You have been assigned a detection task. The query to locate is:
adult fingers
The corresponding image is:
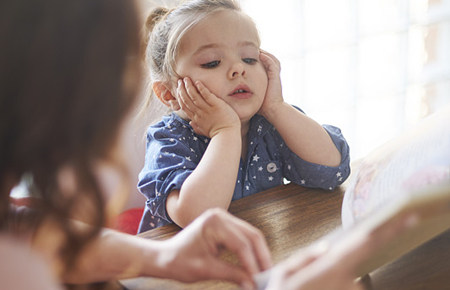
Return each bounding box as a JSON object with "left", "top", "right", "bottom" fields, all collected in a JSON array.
[
  {"left": 216, "top": 211, "right": 272, "bottom": 273},
  {"left": 282, "top": 213, "right": 417, "bottom": 290},
  {"left": 202, "top": 209, "right": 272, "bottom": 275},
  {"left": 330, "top": 212, "right": 419, "bottom": 272},
  {"left": 276, "top": 246, "right": 324, "bottom": 277},
  {"left": 224, "top": 211, "right": 272, "bottom": 271},
  {"left": 236, "top": 222, "right": 272, "bottom": 274},
  {"left": 205, "top": 220, "right": 261, "bottom": 276},
  {"left": 280, "top": 259, "right": 362, "bottom": 290},
  {"left": 263, "top": 244, "right": 327, "bottom": 290},
  {"left": 198, "top": 258, "right": 254, "bottom": 289},
  {"left": 227, "top": 213, "right": 273, "bottom": 271}
]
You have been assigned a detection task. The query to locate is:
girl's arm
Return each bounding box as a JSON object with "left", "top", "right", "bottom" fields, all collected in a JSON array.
[
  {"left": 263, "top": 103, "right": 341, "bottom": 167},
  {"left": 258, "top": 51, "right": 341, "bottom": 167},
  {"left": 166, "top": 78, "right": 242, "bottom": 227}
]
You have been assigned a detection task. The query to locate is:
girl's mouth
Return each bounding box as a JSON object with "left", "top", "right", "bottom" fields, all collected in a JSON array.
[{"left": 229, "top": 85, "right": 252, "bottom": 99}]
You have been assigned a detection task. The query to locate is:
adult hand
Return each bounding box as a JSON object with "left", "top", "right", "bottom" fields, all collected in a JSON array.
[
  {"left": 177, "top": 77, "right": 240, "bottom": 138},
  {"left": 265, "top": 213, "right": 419, "bottom": 290},
  {"left": 160, "top": 208, "right": 272, "bottom": 289}
]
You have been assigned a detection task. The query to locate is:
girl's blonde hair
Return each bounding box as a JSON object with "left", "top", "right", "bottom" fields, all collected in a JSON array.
[
  {"left": 140, "top": 0, "right": 259, "bottom": 122},
  {"left": 144, "top": 0, "right": 243, "bottom": 84}
]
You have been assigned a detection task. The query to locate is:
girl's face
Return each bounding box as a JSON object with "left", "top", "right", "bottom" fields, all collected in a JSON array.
[{"left": 174, "top": 10, "right": 268, "bottom": 123}]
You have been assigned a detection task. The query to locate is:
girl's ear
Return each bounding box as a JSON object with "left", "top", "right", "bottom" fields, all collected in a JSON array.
[{"left": 152, "top": 82, "right": 180, "bottom": 111}]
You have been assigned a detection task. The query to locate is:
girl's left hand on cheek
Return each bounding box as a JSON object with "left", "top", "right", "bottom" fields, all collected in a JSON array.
[{"left": 259, "top": 50, "right": 284, "bottom": 116}]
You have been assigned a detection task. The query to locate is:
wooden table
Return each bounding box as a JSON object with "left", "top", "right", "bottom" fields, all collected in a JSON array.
[{"left": 120, "top": 183, "right": 450, "bottom": 290}]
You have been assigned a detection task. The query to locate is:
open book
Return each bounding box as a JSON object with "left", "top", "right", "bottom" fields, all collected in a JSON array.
[
  {"left": 340, "top": 106, "right": 450, "bottom": 276},
  {"left": 255, "top": 107, "right": 450, "bottom": 288}
]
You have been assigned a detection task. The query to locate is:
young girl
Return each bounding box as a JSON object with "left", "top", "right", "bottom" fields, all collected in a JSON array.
[{"left": 138, "top": 0, "right": 350, "bottom": 232}]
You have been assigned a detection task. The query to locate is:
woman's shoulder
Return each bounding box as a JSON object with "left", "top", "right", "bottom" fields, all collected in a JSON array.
[{"left": 0, "top": 234, "right": 62, "bottom": 290}]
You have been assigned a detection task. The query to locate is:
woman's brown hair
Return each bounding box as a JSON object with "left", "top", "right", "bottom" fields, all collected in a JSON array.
[{"left": 0, "top": 0, "right": 140, "bottom": 282}]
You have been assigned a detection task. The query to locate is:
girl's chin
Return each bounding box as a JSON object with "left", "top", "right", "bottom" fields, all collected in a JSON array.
[
  {"left": 237, "top": 112, "right": 259, "bottom": 123},
  {"left": 175, "top": 110, "right": 189, "bottom": 120},
  {"left": 235, "top": 106, "right": 261, "bottom": 119}
]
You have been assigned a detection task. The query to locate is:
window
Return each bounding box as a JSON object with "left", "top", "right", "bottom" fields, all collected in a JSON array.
[{"left": 243, "top": 0, "right": 450, "bottom": 159}]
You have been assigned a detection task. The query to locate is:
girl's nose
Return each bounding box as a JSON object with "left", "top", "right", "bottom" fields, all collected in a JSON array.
[{"left": 228, "top": 62, "right": 246, "bottom": 79}]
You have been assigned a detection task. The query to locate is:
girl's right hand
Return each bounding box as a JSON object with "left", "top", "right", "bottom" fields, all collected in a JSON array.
[{"left": 177, "top": 77, "right": 240, "bottom": 138}]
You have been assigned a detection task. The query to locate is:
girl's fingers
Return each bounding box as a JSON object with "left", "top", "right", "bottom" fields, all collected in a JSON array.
[
  {"left": 259, "top": 52, "right": 281, "bottom": 80},
  {"left": 258, "top": 52, "right": 271, "bottom": 71},
  {"left": 177, "top": 79, "right": 195, "bottom": 114},
  {"left": 183, "top": 77, "right": 209, "bottom": 109},
  {"left": 195, "top": 81, "right": 218, "bottom": 107},
  {"left": 259, "top": 49, "right": 274, "bottom": 58},
  {"left": 259, "top": 50, "right": 281, "bottom": 69}
]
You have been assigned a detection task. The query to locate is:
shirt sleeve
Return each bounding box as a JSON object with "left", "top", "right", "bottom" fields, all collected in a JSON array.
[
  {"left": 276, "top": 107, "right": 351, "bottom": 190},
  {"left": 137, "top": 124, "right": 200, "bottom": 222}
]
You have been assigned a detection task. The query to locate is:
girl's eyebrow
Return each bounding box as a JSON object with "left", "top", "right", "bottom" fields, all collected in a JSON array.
[
  {"left": 193, "top": 43, "right": 220, "bottom": 56},
  {"left": 239, "top": 41, "right": 259, "bottom": 48},
  {"left": 193, "top": 41, "right": 259, "bottom": 56}
]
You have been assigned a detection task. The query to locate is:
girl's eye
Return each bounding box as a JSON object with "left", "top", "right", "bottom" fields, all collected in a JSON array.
[
  {"left": 200, "top": 60, "right": 220, "bottom": 68},
  {"left": 243, "top": 58, "right": 257, "bottom": 64}
]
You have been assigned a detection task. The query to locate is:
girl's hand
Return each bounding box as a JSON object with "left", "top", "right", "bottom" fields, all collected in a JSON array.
[
  {"left": 258, "top": 50, "right": 285, "bottom": 118},
  {"left": 162, "top": 208, "right": 272, "bottom": 289},
  {"left": 177, "top": 77, "right": 240, "bottom": 138}
]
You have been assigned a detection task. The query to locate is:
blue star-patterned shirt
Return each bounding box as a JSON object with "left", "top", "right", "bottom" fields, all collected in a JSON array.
[{"left": 137, "top": 107, "right": 350, "bottom": 232}]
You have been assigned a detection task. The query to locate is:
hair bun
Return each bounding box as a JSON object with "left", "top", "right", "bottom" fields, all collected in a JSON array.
[
  {"left": 145, "top": 7, "right": 170, "bottom": 32},
  {"left": 141, "top": 7, "right": 170, "bottom": 60}
]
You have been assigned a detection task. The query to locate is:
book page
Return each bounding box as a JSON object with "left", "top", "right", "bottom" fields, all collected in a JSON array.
[{"left": 342, "top": 107, "right": 450, "bottom": 228}]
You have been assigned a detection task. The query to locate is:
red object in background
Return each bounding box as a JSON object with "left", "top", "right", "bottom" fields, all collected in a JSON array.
[
  {"left": 11, "top": 197, "right": 144, "bottom": 235},
  {"left": 10, "top": 197, "right": 38, "bottom": 207},
  {"left": 112, "top": 208, "right": 144, "bottom": 235}
]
